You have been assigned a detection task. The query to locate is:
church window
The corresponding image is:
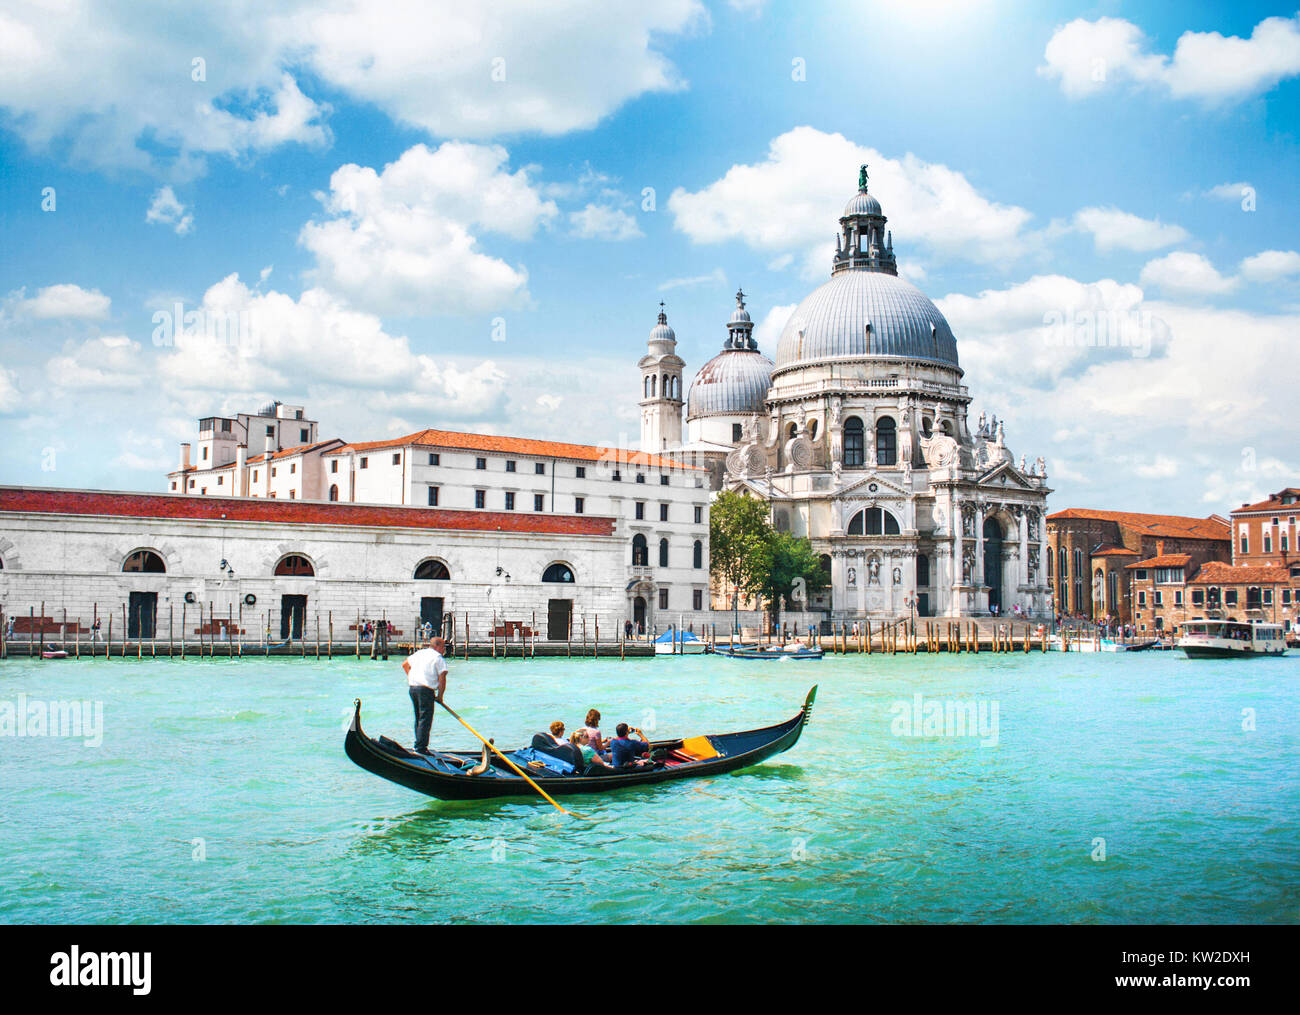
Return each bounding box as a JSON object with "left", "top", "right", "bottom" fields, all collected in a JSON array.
[
  {"left": 693, "top": 540, "right": 703, "bottom": 569},
  {"left": 922, "top": 417, "right": 933, "bottom": 438},
  {"left": 659, "top": 538, "right": 670, "bottom": 567},
  {"left": 847, "top": 507, "right": 900, "bottom": 536},
  {"left": 808, "top": 420, "right": 818, "bottom": 440},
  {"left": 843, "top": 417, "right": 864, "bottom": 467},
  {"left": 632, "top": 534, "right": 648, "bottom": 566},
  {"left": 732, "top": 423, "right": 742, "bottom": 443},
  {"left": 876, "top": 417, "right": 897, "bottom": 466}
]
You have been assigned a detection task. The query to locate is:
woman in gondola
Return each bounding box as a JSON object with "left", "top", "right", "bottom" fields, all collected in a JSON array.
[{"left": 571, "top": 729, "right": 613, "bottom": 773}]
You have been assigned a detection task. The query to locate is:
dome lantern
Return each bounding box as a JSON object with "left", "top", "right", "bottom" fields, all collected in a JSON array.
[{"left": 833, "top": 164, "right": 898, "bottom": 277}]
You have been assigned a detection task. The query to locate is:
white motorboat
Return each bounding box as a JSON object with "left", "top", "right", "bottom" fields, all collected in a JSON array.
[{"left": 1178, "top": 620, "right": 1288, "bottom": 659}]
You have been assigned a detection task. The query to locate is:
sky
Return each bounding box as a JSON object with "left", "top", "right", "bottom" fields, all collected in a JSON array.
[{"left": 1, "top": 0, "right": 1298, "bottom": 517}]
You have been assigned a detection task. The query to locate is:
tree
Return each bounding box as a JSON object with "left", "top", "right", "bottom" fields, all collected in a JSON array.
[
  {"left": 709, "top": 490, "right": 772, "bottom": 632},
  {"left": 760, "top": 531, "right": 829, "bottom": 629}
]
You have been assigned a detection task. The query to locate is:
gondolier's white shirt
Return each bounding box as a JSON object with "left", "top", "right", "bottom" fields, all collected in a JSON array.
[{"left": 406, "top": 648, "right": 448, "bottom": 689}]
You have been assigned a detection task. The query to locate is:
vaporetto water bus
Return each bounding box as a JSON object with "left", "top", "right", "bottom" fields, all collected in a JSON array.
[{"left": 1177, "top": 620, "right": 1288, "bottom": 659}]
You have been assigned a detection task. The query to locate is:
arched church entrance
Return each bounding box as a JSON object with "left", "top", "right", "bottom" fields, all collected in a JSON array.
[{"left": 983, "top": 517, "right": 1004, "bottom": 613}]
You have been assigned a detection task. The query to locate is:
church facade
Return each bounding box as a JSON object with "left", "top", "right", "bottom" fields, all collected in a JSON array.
[{"left": 643, "top": 167, "right": 1053, "bottom": 621}]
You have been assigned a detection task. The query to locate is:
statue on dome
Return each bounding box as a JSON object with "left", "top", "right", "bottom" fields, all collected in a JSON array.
[{"left": 859, "top": 164, "right": 869, "bottom": 190}]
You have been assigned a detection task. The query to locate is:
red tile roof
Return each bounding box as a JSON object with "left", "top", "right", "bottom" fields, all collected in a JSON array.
[
  {"left": 1125, "top": 554, "right": 1192, "bottom": 569},
  {"left": 336, "top": 428, "right": 700, "bottom": 471},
  {"left": 1231, "top": 488, "right": 1300, "bottom": 514},
  {"left": 1188, "top": 561, "right": 1291, "bottom": 584},
  {"left": 0, "top": 487, "right": 616, "bottom": 536},
  {"left": 168, "top": 439, "right": 345, "bottom": 474},
  {"left": 1047, "top": 508, "right": 1230, "bottom": 542}
]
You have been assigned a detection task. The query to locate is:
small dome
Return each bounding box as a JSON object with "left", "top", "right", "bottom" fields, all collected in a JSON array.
[
  {"left": 729, "top": 304, "right": 752, "bottom": 325},
  {"left": 649, "top": 320, "right": 675, "bottom": 343},
  {"left": 687, "top": 349, "right": 773, "bottom": 419},
  {"left": 843, "top": 190, "right": 882, "bottom": 217}
]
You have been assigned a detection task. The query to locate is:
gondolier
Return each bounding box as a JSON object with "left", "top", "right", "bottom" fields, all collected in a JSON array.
[{"left": 402, "top": 636, "right": 449, "bottom": 756}]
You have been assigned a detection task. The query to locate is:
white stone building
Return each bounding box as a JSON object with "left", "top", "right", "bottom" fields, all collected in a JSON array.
[
  {"left": 0, "top": 487, "right": 631, "bottom": 643},
  {"left": 657, "top": 167, "right": 1053, "bottom": 622},
  {"left": 162, "top": 412, "right": 713, "bottom": 632}
]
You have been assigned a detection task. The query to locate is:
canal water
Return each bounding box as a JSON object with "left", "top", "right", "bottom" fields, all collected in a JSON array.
[{"left": 1, "top": 651, "right": 1296, "bottom": 923}]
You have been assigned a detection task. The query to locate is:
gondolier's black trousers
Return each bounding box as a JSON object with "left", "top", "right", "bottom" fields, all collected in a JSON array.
[{"left": 409, "top": 685, "right": 438, "bottom": 751}]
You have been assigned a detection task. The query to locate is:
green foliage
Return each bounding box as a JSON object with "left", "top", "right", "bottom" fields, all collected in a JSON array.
[
  {"left": 709, "top": 490, "right": 827, "bottom": 622},
  {"left": 761, "top": 531, "right": 829, "bottom": 621},
  {"left": 709, "top": 490, "right": 771, "bottom": 602}
]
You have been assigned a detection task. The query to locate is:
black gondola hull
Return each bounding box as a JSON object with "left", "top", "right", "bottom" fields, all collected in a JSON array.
[{"left": 344, "top": 687, "right": 816, "bottom": 801}]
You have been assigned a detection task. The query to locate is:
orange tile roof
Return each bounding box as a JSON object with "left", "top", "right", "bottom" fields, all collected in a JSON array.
[
  {"left": 1092, "top": 544, "right": 1138, "bottom": 556},
  {"left": 1231, "top": 488, "right": 1300, "bottom": 514},
  {"left": 336, "top": 428, "right": 700, "bottom": 471},
  {"left": 1188, "top": 561, "right": 1291, "bottom": 584},
  {"left": 1047, "top": 508, "right": 1230, "bottom": 542},
  {"left": 246, "top": 438, "right": 344, "bottom": 465},
  {"left": 1125, "top": 554, "right": 1192, "bottom": 569}
]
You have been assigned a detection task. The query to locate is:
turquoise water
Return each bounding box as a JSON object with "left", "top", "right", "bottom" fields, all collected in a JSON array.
[{"left": 1, "top": 651, "right": 1297, "bottom": 924}]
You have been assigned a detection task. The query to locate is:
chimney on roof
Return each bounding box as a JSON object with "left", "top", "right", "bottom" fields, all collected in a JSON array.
[
  {"left": 234, "top": 445, "right": 246, "bottom": 497},
  {"left": 180, "top": 443, "right": 191, "bottom": 471},
  {"left": 1156, "top": 539, "right": 1165, "bottom": 557}
]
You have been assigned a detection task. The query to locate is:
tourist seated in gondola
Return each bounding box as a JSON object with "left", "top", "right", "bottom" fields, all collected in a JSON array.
[
  {"left": 581, "top": 709, "right": 607, "bottom": 754},
  {"left": 529, "top": 720, "right": 583, "bottom": 771},
  {"left": 609, "top": 723, "right": 652, "bottom": 768},
  {"left": 570, "top": 729, "right": 613, "bottom": 773}
]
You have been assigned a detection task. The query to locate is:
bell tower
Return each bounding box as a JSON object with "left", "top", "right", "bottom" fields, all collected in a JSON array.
[{"left": 639, "top": 303, "right": 684, "bottom": 451}]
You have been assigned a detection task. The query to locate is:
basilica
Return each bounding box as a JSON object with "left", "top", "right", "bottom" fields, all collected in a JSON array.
[{"left": 640, "top": 167, "right": 1053, "bottom": 621}]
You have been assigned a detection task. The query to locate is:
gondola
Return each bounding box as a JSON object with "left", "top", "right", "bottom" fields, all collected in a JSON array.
[{"left": 344, "top": 686, "right": 817, "bottom": 801}]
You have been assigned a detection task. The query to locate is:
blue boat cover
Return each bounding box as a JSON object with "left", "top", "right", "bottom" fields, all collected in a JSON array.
[{"left": 653, "top": 629, "right": 701, "bottom": 644}]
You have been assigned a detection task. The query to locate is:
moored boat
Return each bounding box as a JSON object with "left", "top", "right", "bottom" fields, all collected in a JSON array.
[
  {"left": 344, "top": 686, "right": 817, "bottom": 801},
  {"left": 718, "top": 642, "right": 824, "bottom": 660},
  {"left": 1178, "top": 620, "right": 1288, "bottom": 659},
  {"left": 652, "top": 629, "right": 708, "bottom": 655}
]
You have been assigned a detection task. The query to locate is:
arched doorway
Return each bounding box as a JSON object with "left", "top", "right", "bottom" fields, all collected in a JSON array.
[
  {"left": 633, "top": 596, "right": 647, "bottom": 633},
  {"left": 983, "top": 517, "right": 1003, "bottom": 613}
]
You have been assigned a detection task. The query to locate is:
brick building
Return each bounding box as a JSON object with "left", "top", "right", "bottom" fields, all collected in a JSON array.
[
  {"left": 1229, "top": 488, "right": 1300, "bottom": 573},
  {"left": 1045, "top": 510, "right": 1231, "bottom": 624},
  {"left": 1127, "top": 559, "right": 1299, "bottom": 640}
]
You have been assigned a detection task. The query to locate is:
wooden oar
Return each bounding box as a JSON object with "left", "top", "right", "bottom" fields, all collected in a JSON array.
[{"left": 436, "top": 700, "right": 583, "bottom": 819}]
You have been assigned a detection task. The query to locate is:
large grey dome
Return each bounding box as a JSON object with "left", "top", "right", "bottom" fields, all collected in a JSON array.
[
  {"left": 773, "top": 270, "right": 960, "bottom": 374},
  {"left": 687, "top": 349, "right": 773, "bottom": 419}
]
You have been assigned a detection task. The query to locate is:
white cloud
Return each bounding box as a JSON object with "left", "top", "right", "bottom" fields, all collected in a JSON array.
[
  {"left": 45, "top": 335, "right": 146, "bottom": 390},
  {"left": 1204, "top": 181, "right": 1254, "bottom": 202},
  {"left": 1139, "top": 252, "right": 1238, "bottom": 298},
  {"left": 1040, "top": 15, "right": 1300, "bottom": 103},
  {"left": 1070, "top": 206, "right": 1189, "bottom": 252},
  {"left": 151, "top": 274, "right": 509, "bottom": 420},
  {"left": 292, "top": 0, "right": 705, "bottom": 139},
  {"left": 667, "top": 127, "right": 1034, "bottom": 277},
  {"left": 0, "top": 365, "right": 22, "bottom": 416},
  {"left": 569, "top": 202, "right": 643, "bottom": 241},
  {"left": 659, "top": 268, "right": 727, "bottom": 291},
  {"left": 146, "top": 186, "right": 194, "bottom": 236},
  {"left": 7, "top": 283, "right": 111, "bottom": 320},
  {"left": 753, "top": 303, "right": 797, "bottom": 354},
  {"left": 299, "top": 142, "right": 557, "bottom": 316},
  {"left": 0, "top": 2, "right": 703, "bottom": 173},
  {"left": 1239, "top": 249, "right": 1300, "bottom": 283},
  {"left": 937, "top": 270, "right": 1300, "bottom": 511},
  {"left": 1133, "top": 455, "right": 1179, "bottom": 479},
  {"left": 938, "top": 274, "right": 1159, "bottom": 390}
]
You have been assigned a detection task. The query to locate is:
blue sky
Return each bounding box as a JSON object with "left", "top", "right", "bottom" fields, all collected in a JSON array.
[{"left": 1, "top": 0, "right": 1298, "bottom": 516}]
